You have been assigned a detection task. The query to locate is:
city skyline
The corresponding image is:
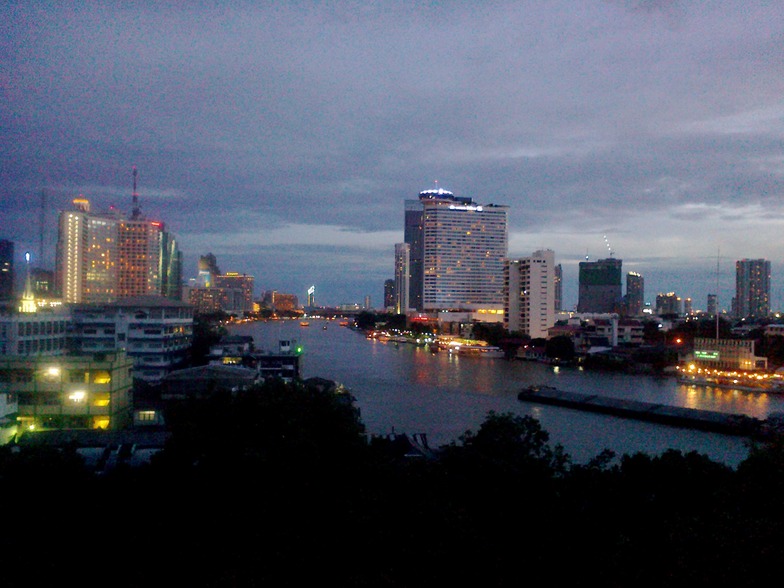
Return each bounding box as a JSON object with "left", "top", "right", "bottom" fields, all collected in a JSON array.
[{"left": 2, "top": 3, "right": 784, "bottom": 310}]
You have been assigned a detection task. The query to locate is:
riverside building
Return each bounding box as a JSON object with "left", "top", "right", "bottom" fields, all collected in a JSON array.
[
  {"left": 504, "top": 249, "right": 556, "bottom": 339},
  {"left": 408, "top": 187, "right": 508, "bottom": 313}
]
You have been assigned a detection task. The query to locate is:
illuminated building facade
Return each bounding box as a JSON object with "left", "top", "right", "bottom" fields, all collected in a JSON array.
[
  {"left": 735, "top": 258, "right": 770, "bottom": 319},
  {"left": 577, "top": 258, "right": 623, "bottom": 313},
  {"left": 0, "top": 350, "right": 134, "bottom": 432},
  {"left": 394, "top": 242, "right": 410, "bottom": 314},
  {"left": 656, "top": 292, "right": 682, "bottom": 316},
  {"left": 215, "top": 272, "right": 255, "bottom": 313},
  {"left": 504, "top": 249, "right": 556, "bottom": 339},
  {"left": 56, "top": 197, "right": 181, "bottom": 303},
  {"left": 417, "top": 188, "right": 508, "bottom": 311}
]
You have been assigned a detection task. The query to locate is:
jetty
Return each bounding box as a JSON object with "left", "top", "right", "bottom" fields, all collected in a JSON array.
[{"left": 518, "top": 385, "right": 782, "bottom": 440}]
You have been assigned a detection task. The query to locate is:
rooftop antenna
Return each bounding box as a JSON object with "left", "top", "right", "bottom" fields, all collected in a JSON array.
[{"left": 131, "top": 166, "right": 141, "bottom": 219}]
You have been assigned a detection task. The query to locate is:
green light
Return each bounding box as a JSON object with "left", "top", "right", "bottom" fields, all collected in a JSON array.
[{"left": 296, "top": 346, "right": 303, "bottom": 353}]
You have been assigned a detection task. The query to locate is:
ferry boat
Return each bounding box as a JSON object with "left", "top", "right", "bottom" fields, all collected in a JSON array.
[
  {"left": 676, "top": 365, "right": 784, "bottom": 394},
  {"left": 445, "top": 343, "right": 505, "bottom": 358},
  {"left": 299, "top": 321, "right": 310, "bottom": 327}
]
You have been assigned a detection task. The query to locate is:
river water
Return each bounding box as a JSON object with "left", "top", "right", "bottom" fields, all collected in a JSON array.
[{"left": 227, "top": 318, "right": 784, "bottom": 467}]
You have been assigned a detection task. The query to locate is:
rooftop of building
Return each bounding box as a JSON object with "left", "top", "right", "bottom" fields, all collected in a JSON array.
[{"left": 71, "top": 295, "right": 193, "bottom": 309}]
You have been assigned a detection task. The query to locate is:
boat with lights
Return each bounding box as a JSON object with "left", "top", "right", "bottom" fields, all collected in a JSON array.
[{"left": 676, "top": 365, "right": 784, "bottom": 394}]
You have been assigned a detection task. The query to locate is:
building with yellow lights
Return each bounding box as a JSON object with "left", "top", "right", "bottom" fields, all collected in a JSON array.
[{"left": 0, "top": 350, "right": 134, "bottom": 433}]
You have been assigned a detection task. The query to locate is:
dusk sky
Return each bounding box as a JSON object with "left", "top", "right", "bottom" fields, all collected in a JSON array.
[{"left": 2, "top": 2, "right": 783, "bottom": 311}]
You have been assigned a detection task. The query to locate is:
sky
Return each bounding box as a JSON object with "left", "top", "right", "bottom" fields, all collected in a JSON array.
[{"left": 2, "top": 1, "right": 784, "bottom": 312}]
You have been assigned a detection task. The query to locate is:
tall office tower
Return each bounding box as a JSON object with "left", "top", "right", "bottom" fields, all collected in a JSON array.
[
  {"left": 707, "top": 294, "right": 717, "bottom": 316},
  {"left": 383, "top": 278, "right": 395, "bottom": 310},
  {"left": 83, "top": 213, "right": 119, "bottom": 303},
  {"left": 215, "top": 272, "right": 254, "bottom": 313},
  {"left": 56, "top": 172, "right": 180, "bottom": 303},
  {"left": 198, "top": 253, "right": 221, "bottom": 287},
  {"left": 419, "top": 189, "right": 508, "bottom": 311},
  {"left": 403, "top": 198, "right": 426, "bottom": 310},
  {"left": 0, "top": 239, "right": 13, "bottom": 300},
  {"left": 656, "top": 292, "right": 682, "bottom": 316},
  {"left": 160, "top": 231, "right": 183, "bottom": 301},
  {"left": 504, "top": 249, "right": 555, "bottom": 339},
  {"left": 307, "top": 285, "right": 315, "bottom": 307},
  {"left": 56, "top": 200, "right": 89, "bottom": 303},
  {"left": 735, "top": 259, "right": 770, "bottom": 319},
  {"left": 624, "top": 272, "right": 644, "bottom": 316},
  {"left": 554, "top": 263, "right": 562, "bottom": 312},
  {"left": 394, "top": 242, "right": 410, "bottom": 314},
  {"left": 577, "top": 257, "right": 623, "bottom": 313},
  {"left": 364, "top": 295, "right": 371, "bottom": 310},
  {"left": 117, "top": 218, "right": 164, "bottom": 298}
]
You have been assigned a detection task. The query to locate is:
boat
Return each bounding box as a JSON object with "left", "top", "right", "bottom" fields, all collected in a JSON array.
[
  {"left": 446, "top": 343, "right": 505, "bottom": 358},
  {"left": 339, "top": 320, "right": 349, "bottom": 327},
  {"left": 299, "top": 321, "right": 310, "bottom": 327},
  {"left": 676, "top": 366, "right": 784, "bottom": 394}
]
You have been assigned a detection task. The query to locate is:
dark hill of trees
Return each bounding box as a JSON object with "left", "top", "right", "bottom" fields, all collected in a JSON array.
[{"left": 1, "top": 378, "right": 783, "bottom": 587}]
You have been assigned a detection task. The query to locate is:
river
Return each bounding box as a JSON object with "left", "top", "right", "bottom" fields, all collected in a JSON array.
[{"left": 227, "top": 318, "right": 784, "bottom": 467}]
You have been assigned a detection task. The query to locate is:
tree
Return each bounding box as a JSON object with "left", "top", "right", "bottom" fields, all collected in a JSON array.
[{"left": 545, "top": 334, "right": 576, "bottom": 361}]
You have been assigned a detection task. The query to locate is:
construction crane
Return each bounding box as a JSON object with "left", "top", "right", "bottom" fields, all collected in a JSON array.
[{"left": 603, "top": 234, "right": 615, "bottom": 258}]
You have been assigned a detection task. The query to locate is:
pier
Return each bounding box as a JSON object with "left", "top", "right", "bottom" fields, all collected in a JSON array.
[{"left": 518, "top": 386, "right": 781, "bottom": 440}]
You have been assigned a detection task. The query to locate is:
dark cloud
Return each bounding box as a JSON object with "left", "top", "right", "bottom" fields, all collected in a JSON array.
[{"left": 2, "top": 2, "right": 783, "bottom": 309}]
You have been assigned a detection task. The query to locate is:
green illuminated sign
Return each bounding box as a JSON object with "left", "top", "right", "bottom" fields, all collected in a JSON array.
[{"left": 694, "top": 350, "right": 720, "bottom": 360}]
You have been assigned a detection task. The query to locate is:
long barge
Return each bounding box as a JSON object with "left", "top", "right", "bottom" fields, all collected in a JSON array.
[{"left": 518, "top": 385, "right": 782, "bottom": 440}]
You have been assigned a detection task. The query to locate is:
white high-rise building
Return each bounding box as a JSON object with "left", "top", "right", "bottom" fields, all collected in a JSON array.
[
  {"left": 394, "top": 242, "right": 410, "bottom": 314},
  {"left": 420, "top": 190, "right": 508, "bottom": 311},
  {"left": 504, "top": 249, "right": 556, "bottom": 339}
]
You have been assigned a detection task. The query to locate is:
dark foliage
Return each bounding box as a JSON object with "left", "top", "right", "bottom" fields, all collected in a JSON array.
[{"left": 1, "top": 385, "right": 783, "bottom": 587}]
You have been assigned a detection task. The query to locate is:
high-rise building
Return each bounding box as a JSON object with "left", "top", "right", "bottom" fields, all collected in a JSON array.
[
  {"left": 417, "top": 188, "right": 508, "bottom": 311},
  {"left": 383, "top": 279, "right": 395, "bottom": 310},
  {"left": 735, "top": 258, "right": 770, "bottom": 319},
  {"left": 117, "top": 218, "right": 164, "bottom": 298},
  {"left": 403, "top": 198, "right": 425, "bottom": 310},
  {"left": 624, "top": 272, "right": 644, "bottom": 316},
  {"left": 577, "top": 258, "right": 623, "bottom": 313},
  {"left": 707, "top": 294, "right": 717, "bottom": 316},
  {"left": 554, "top": 263, "right": 562, "bottom": 312},
  {"left": 0, "top": 239, "right": 13, "bottom": 301},
  {"left": 198, "top": 253, "right": 221, "bottom": 287},
  {"left": 56, "top": 175, "right": 182, "bottom": 303},
  {"left": 215, "top": 272, "right": 254, "bottom": 314},
  {"left": 56, "top": 201, "right": 89, "bottom": 303},
  {"left": 394, "top": 242, "right": 410, "bottom": 314},
  {"left": 504, "top": 249, "right": 556, "bottom": 339},
  {"left": 683, "top": 297, "right": 693, "bottom": 316},
  {"left": 656, "top": 292, "right": 682, "bottom": 316}
]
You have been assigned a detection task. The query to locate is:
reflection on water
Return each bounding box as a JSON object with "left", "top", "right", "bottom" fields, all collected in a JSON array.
[{"left": 228, "top": 319, "right": 784, "bottom": 467}]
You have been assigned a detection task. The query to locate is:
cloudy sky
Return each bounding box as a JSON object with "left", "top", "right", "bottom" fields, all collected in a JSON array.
[{"left": 2, "top": 1, "right": 783, "bottom": 311}]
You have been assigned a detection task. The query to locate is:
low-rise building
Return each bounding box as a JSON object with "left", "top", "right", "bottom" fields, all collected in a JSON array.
[
  {"left": 0, "top": 350, "right": 134, "bottom": 433},
  {"left": 69, "top": 295, "right": 193, "bottom": 383}
]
